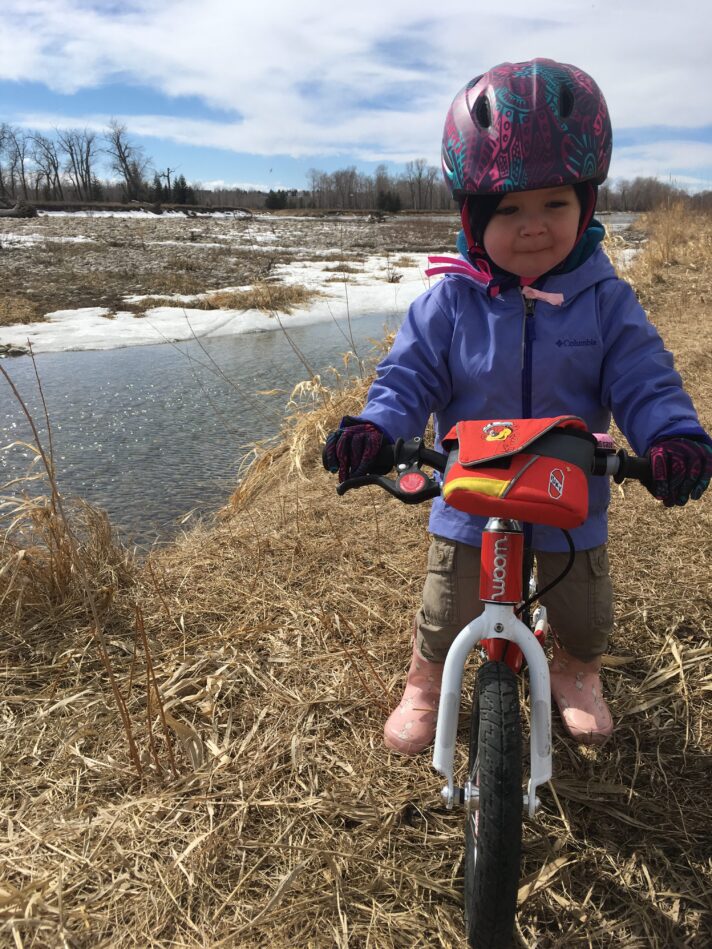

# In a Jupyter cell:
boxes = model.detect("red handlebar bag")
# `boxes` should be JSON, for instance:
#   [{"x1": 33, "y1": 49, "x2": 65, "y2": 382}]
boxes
[{"x1": 441, "y1": 416, "x2": 594, "y2": 529}]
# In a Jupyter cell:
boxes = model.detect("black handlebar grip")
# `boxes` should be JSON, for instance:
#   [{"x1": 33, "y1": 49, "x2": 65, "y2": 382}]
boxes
[
  {"x1": 614, "y1": 450, "x2": 653, "y2": 488},
  {"x1": 419, "y1": 446, "x2": 448, "y2": 474},
  {"x1": 369, "y1": 442, "x2": 397, "y2": 475}
]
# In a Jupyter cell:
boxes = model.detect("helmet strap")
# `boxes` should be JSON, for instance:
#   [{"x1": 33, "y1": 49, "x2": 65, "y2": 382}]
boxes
[
  {"x1": 460, "y1": 201, "x2": 477, "y2": 254},
  {"x1": 574, "y1": 182, "x2": 598, "y2": 244}
]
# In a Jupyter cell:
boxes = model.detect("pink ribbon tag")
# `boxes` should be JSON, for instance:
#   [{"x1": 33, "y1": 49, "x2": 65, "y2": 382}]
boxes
[
  {"x1": 425, "y1": 255, "x2": 491, "y2": 285},
  {"x1": 521, "y1": 286, "x2": 565, "y2": 306}
]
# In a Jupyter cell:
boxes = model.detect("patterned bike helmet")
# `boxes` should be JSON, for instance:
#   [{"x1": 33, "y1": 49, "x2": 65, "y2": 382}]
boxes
[{"x1": 442, "y1": 58, "x2": 612, "y2": 198}]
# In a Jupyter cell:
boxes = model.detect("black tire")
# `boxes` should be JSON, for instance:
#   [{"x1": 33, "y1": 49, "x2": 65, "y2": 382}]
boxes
[{"x1": 464, "y1": 661, "x2": 523, "y2": 949}]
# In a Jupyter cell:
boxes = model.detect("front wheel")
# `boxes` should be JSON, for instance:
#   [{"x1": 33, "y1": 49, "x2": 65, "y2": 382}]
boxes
[{"x1": 464, "y1": 661, "x2": 523, "y2": 948}]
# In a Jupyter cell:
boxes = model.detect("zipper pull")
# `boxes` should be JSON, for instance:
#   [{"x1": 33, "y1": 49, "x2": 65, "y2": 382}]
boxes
[{"x1": 524, "y1": 297, "x2": 537, "y2": 341}]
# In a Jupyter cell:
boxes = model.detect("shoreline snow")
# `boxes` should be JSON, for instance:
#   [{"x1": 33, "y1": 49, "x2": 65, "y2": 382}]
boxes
[{"x1": 0, "y1": 255, "x2": 432, "y2": 355}]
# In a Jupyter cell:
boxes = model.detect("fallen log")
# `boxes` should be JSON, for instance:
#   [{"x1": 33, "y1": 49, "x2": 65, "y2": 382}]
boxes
[{"x1": 0, "y1": 199, "x2": 38, "y2": 218}]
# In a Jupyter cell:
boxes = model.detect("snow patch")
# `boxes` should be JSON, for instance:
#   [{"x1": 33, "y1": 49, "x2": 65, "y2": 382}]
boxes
[
  {"x1": 0, "y1": 255, "x2": 431, "y2": 354},
  {"x1": 38, "y1": 209, "x2": 252, "y2": 219},
  {"x1": 0, "y1": 233, "x2": 96, "y2": 247}
]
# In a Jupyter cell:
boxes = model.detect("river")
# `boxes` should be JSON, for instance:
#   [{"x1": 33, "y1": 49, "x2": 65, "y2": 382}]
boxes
[{"x1": 1, "y1": 312, "x2": 399, "y2": 550}]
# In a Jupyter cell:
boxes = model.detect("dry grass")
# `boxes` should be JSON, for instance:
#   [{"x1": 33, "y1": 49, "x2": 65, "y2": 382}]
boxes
[
  {"x1": 123, "y1": 283, "x2": 321, "y2": 318},
  {"x1": 1, "y1": 211, "x2": 711, "y2": 947},
  {"x1": 199, "y1": 283, "x2": 321, "y2": 313},
  {"x1": 322, "y1": 263, "x2": 363, "y2": 274},
  {"x1": 630, "y1": 201, "x2": 699, "y2": 271},
  {"x1": 0, "y1": 294, "x2": 45, "y2": 326},
  {"x1": 129, "y1": 270, "x2": 232, "y2": 298},
  {"x1": 0, "y1": 211, "x2": 453, "y2": 322}
]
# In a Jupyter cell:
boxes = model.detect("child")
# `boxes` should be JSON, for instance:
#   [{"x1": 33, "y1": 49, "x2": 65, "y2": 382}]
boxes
[{"x1": 325, "y1": 59, "x2": 711, "y2": 751}]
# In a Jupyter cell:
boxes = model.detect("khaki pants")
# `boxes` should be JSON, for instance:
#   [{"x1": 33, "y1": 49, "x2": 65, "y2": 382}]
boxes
[{"x1": 415, "y1": 535, "x2": 613, "y2": 664}]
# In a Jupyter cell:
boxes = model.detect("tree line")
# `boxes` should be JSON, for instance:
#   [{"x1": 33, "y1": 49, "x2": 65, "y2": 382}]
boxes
[
  {"x1": 0, "y1": 121, "x2": 196, "y2": 207},
  {"x1": 206, "y1": 160, "x2": 445, "y2": 212},
  {"x1": 1, "y1": 120, "x2": 709, "y2": 213}
]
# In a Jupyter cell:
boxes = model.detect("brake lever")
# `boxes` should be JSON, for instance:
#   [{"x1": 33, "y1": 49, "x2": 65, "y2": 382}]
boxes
[
  {"x1": 334, "y1": 436, "x2": 443, "y2": 503},
  {"x1": 336, "y1": 474, "x2": 379, "y2": 495},
  {"x1": 338, "y1": 469, "x2": 440, "y2": 503}
]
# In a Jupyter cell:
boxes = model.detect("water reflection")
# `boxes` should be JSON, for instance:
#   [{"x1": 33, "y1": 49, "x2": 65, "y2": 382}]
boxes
[{"x1": 1, "y1": 313, "x2": 398, "y2": 550}]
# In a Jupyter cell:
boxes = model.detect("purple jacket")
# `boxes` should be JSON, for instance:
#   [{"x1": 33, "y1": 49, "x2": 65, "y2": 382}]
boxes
[{"x1": 359, "y1": 245, "x2": 706, "y2": 551}]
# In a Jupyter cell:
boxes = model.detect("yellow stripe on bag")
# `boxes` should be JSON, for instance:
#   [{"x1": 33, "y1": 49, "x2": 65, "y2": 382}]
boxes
[{"x1": 443, "y1": 476, "x2": 510, "y2": 499}]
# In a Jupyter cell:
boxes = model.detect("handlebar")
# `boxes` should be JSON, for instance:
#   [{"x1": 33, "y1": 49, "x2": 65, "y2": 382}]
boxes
[
  {"x1": 322, "y1": 433, "x2": 652, "y2": 504},
  {"x1": 331, "y1": 436, "x2": 445, "y2": 504},
  {"x1": 607, "y1": 450, "x2": 652, "y2": 485}
]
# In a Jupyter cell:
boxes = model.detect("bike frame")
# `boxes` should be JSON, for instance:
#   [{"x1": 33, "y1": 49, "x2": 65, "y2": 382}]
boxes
[
  {"x1": 328, "y1": 427, "x2": 648, "y2": 827},
  {"x1": 432, "y1": 517, "x2": 552, "y2": 819}
]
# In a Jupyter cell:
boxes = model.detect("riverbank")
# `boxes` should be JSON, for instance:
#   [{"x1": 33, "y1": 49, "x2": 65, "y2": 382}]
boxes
[
  {"x1": 1, "y1": 206, "x2": 710, "y2": 947},
  {"x1": 0, "y1": 211, "x2": 453, "y2": 353},
  {"x1": 0, "y1": 210, "x2": 638, "y2": 354}
]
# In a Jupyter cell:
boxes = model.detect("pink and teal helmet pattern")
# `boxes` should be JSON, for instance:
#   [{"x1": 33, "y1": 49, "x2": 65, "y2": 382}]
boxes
[{"x1": 442, "y1": 58, "x2": 612, "y2": 197}]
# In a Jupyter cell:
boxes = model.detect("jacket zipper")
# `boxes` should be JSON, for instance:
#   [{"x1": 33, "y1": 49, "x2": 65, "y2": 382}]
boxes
[
  {"x1": 521, "y1": 294, "x2": 536, "y2": 419},
  {"x1": 521, "y1": 294, "x2": 537, "y2": 553}
]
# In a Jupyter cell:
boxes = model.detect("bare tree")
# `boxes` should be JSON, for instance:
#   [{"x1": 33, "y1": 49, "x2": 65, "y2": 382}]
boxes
[
  {"x1": 423, "y1": 164, "x2": 439, "y2": 210},
  {"x1": 307, "y1": 167, "x2": 333, "y2": 208},
  {"x1": 403, "y1": 158, "x2": 440, "y2": 210},
  {"x1": 31, "y1": 133, "x2": 64, "y2": 200},
  {"x1": 158, "y1": 166, "x2": 178, "y2": 193},
  {"x1": 0, "y1": 123, "x2": 9, "y2": 199},
  {"x1": 629, "y1": 176, "x2": 686, "y2": 211},
  {"x1": 4, "y1": 127, "x2": 31, "y2": 199},
  {"x1": 403, "y1": 158, "x2": 426, "y2": 209},
  {"x1": 57, "y1": 128, "x2": 98, "y2": 200},
  {"x1": 374, "y1": 163, "x2": 392, "y2": 198},
  {"x1": 332, "y1": 166, "x2": 359, "y2": 209},
  {"x1": 691, "y1": 190, "x2": 712, "y2": 212},
  {"x1": 104, "y1": 120, "x2": 150, "y2": 200}
]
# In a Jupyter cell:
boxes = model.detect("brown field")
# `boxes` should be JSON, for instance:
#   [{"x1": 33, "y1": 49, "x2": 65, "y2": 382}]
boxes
[
  {"x1": 1, "y1": 207, "x2": 710, "y2": 947},
  {"x1": 0, "y1": 211, "x2": 458, "y2": 325}
]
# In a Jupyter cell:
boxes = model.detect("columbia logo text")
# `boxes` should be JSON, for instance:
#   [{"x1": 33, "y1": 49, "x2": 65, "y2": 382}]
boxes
[{"x1": 556, "y1": 338, "x2": 597, "y2": 348}]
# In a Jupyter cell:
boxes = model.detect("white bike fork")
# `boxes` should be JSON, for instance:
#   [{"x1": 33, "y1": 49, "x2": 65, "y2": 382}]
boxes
[{"x1": 432, "y1": 603, "x2": 552, "y2": 819}]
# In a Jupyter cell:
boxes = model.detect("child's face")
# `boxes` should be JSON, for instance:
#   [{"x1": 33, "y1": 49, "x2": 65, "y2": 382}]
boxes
[{"x1": 482, "y1": 185, "x2": 581, "y2": 277}]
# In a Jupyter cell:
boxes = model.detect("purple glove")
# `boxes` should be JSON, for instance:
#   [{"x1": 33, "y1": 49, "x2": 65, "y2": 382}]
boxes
[
  {"x1": 648, "y1": 437, "x2": 712, "y2": 507},
  {"x1": 324, "y1": 416, "x2": 384, "y2": 483}
]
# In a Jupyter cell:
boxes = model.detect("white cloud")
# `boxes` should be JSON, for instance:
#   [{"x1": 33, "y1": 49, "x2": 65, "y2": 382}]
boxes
[
  {"x1": 610, "y1": 140, "x2": 712, "y2": 191},
  {"x1": 17, "y1": 105, "x2": 446, "y2": 163},
  {"x1": 2, "y1": 1, "x2": 712, "y2": 181}
]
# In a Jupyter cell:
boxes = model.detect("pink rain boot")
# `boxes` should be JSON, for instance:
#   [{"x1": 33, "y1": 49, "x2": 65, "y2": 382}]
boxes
[
  {"x1": 383, "y1": 639, "x2": 444, "y2": 755},
  {"x1": 549, "y1": 639, "x2": 613, "y2": 745}
]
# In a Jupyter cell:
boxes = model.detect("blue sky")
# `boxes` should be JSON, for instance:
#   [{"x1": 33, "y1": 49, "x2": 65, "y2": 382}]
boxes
[{"x1": 1, "y1": 0, "x2": 711, "y2": 192}]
